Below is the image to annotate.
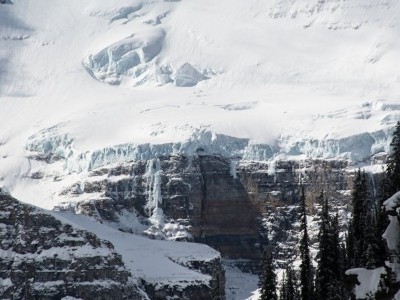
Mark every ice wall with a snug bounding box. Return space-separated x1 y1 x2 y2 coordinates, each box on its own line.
26 126 394 174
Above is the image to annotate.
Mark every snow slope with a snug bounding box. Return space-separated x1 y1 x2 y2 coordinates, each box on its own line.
224 262 259 300
53 211 219 290
1 0 400 204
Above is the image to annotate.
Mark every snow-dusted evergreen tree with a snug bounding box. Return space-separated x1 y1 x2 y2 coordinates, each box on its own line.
315 194 342 300
386 121 400 194
280 270 288 300
299 186 314 300
346 169 367 268
280 265 298 300
375 171 390 266
330 214 347 298
361 210 380 269
287 265 298 300
259 248 278 300
316 193 331 299
373 121 400 266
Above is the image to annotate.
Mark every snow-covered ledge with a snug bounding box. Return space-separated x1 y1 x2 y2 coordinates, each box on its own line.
345 267 387 299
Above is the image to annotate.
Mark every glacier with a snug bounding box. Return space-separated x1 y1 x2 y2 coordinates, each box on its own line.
1 0 400 189
3 0 400 298
25 124 394 174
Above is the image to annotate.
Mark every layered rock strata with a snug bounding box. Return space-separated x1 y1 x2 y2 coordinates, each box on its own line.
0 192 145 300
58 155 364 264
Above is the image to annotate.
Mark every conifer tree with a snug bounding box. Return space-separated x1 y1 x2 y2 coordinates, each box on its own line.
330 214 341 278
347 169 368 268
286 265 297 300
373 122 400 266
316 195 342 299
299 186 314 300
374 181 389 266
339 241 349 299
386 121 400 194
280 266 298 300
315 194 331 299
331 214 347 299
259 248 278 300
361 210 380 269
280 270 287 300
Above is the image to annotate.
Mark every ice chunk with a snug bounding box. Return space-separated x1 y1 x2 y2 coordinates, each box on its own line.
116 51 140 74
139 37 163 63
83 29 165 86
110 5 142 22
174 63 205 87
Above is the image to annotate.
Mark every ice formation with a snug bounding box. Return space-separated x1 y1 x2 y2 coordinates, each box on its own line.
26 125 394 175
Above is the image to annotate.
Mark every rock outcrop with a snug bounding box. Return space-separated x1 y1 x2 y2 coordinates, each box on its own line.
0 192 146 300
58 155 363 266
58 155 261 260
0 190 227 300
9 151 383 298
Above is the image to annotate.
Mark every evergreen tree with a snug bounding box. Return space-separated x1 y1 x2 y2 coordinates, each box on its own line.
259 248 278 300
280 266 298 300
373 122 400 266
386 121 400 194
316 194 331 299
315 195 342 299
299 186 314 300
286 265 298 300
347 169 368 268
331 214 347 299
339 240 349 299
330 214 341 278
374 185 389 266
345 225 354 269
280 270 287 300
362 210 380 269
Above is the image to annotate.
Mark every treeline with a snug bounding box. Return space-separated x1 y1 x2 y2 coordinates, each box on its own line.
258 121 400 300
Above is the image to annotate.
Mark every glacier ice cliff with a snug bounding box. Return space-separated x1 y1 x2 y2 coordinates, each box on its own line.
26 126 393 174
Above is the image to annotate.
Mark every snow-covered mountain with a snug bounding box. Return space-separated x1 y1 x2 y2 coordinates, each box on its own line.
2 0 400 299
1 0 400 197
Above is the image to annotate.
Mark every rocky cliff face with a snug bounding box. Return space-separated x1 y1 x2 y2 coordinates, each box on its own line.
0 191 226 300
58 155 261 261
57 154 364 267
5 151 381 298
0 192 145 300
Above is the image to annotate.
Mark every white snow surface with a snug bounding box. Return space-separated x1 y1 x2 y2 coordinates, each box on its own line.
383 191 400 254
53 211 219 288
346 267 386 299
224 262 259 300
1 0 400 206
383 191 400 284
353 191 400 298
